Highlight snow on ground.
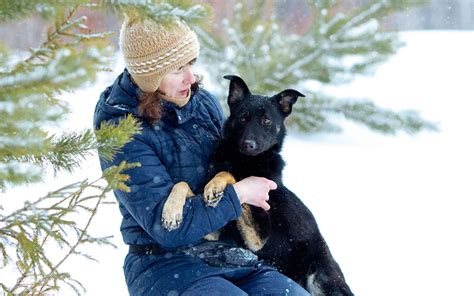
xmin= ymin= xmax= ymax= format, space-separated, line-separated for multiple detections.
xmin=3 ymin=31 xmax=473 ymax=295
xmin=283 ymin=31 xmax=474 ymax=296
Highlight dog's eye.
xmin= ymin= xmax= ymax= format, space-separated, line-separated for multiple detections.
xmin=239 ymin=116 xmax=247 ymax=123
xmin=262 ymin=118 xmax=271 ymax=126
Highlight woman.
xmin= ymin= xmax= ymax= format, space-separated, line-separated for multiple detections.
xmin=94 ymin=16 xmax=309 ymax=295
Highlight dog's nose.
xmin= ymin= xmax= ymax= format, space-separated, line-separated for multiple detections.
xmin=244 ymin=139 xmax=257 ymax=151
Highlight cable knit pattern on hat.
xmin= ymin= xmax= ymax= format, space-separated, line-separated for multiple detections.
xmin=119 ymin=17 xmax=200 ymax=93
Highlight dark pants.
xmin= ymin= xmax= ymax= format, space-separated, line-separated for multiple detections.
xmin=181 ymin=267 xmax=309 ymax=296
xmin=125 ymin=250 xmax=309 ymax=295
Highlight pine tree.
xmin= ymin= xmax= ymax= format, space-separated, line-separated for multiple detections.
xmin=195 ymin=0 xmax=436 ymax=134
xmin=0 ymin=1 xmax=207 ymax=294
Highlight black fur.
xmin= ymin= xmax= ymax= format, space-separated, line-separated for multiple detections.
xmin=209 ymin=75 xmax=353 ymax=296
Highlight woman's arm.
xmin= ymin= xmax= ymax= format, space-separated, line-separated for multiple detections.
xmin=101 ymin=132 xmax=242 ymax=248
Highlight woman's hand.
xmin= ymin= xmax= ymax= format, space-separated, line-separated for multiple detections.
xmin=233 ymin=176 xmax=277 ymax=211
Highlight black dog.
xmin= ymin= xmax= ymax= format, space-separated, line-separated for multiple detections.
xmin=162 ymin=75 xmax=353 ymax=295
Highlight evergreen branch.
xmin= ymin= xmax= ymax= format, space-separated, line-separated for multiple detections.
xmin=1 ymin=1 xmax=189 ymax=294
xmin=339 ymin=1 xmax=388 ymax=35
xmin=2 ymin=161 xmax=138 ymax=294
xmin=0 ymin=4 xmax=113 ymax=81
xmin=333 ymin=100 xmax=439 ymax=134
xmin=272 ymin=45 xmax=325 ymax=82
xmin=0 ymin=161 xmax=43 ymax=189
xmin=0 ymin=241 xmax=8 ymax=267
xmin=1 ymin=114 xmax=139 ymax=189
xmin=0 ymin=119 xmax=131 ymax=187
xmin=95 ymin=114 xmax=142 ymax=161
xmin=197 ymin=0 xmax=436 ymax=135
xmin=24 ymin=4 xmax=81 ymax=64
xmin=93 ymin=0 xmax=209 ymax=25
xmin=44 ymin=131 xmax=98 ymax=172
xmin=1 ymin=46 xmax=112 ymax=99
xmin=0 ymin=283 xmax=8 ymax=295
xmin=292 ymin=93 xmax=438 ymax=134
xmin=193 ymin=26 xmax=222 ymax=56
xmin=36 ymin=182 xmax=106 ymax=294
xmin=1 ymin=131 xmax=94 ymax=175
xmin=4 ymin=184 xmax=82 ymax=291
xmin=274 ymin=2 xmax=394 ymax=83
xmin=101 ymin=161 xmax=142 ymax=193
xmin=0 ymin=1 xmax=108 ymax=23
xmin=4 ymin=172 xmax=125 ymax=294
xmin=0 ymin=182 xmax=81 ymax=223
xmin=0 ymin=0 xmax=49 ymax=23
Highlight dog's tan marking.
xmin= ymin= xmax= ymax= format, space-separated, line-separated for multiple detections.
xmin=236 ymin=204 xmax=266 ymax=252
xmin=204 ymin=171 xmax=236 ymax=207
xmin=205 ymin=172 xmax=265 ymax=250
xmin=162 ymin=182 xmax=194 ymax=231
xmin=203 ymin=230 xmax=220 ymax=241
xmin=162 ymin=172 xmax=265 ymax=251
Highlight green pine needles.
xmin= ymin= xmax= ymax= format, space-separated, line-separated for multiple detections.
xmin=195 ymin=0 xmax=436 ymax=134
xmin=0 ymin=0 xmax=204 ymax=294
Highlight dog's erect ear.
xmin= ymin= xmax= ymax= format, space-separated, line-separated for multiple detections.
xmin=275 ymin=89 xmax=305 ymax=115
xmin=223 ymin=75 xmax=251 ymax=105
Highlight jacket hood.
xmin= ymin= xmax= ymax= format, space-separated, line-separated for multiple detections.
xmin=94 ymin=70 xmax=141 ymax=128
xmin=94 ymin=69 xmax=199 ymax=129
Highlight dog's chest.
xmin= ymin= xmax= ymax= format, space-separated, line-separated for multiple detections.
xmin=228 ymin=156 xmax=282 ymax=181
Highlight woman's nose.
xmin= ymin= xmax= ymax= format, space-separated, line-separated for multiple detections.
xmin=183 ymin=66 xmax=196 ymax=85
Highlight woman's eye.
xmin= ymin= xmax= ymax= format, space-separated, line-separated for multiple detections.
xmin=172 ymin=65 xmax=185 ymax=74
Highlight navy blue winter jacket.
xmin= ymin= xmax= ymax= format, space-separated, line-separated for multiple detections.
xmin=93 ymin=70 xmax=242 ymax=248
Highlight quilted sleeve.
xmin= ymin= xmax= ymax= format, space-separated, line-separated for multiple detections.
xmin=101 ymin=131 xmax=242 ymax=248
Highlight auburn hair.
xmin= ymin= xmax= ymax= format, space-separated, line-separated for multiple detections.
xmin=137 ymin=75 xmax=202 ymax=125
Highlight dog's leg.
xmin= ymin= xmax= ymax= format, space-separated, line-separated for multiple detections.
xmin=162 ymin=182 xmax=194 ymax=231
xmin=307 ymin=247 xmax=354 ymax=296
xmin=203 ymin=171 xmax=236 ymax=207
xmin=306 ymin=274 xmax=325 ymax=296
xmin=201 ymin=171 xmax=238 ymax=240
xmin=162 ymin=182 xmax=221 ymax=240
xmin=236 ymin=205 xmax=266 ymax=252
xmin=203 ymin=171 xmax=265 ymax=249
xmin=307 ymin=268 xmax=353 ymax=296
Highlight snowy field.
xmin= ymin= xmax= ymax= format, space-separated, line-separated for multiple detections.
xmin=4 ymin=31 xmax=474 ymax=295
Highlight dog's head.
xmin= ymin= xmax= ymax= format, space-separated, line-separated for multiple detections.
xmin=223 ymin=75 xmax=305 ymax=156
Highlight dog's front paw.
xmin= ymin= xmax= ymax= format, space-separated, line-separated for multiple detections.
xmin=203 ymin=178 xmax=226 ymax=207
xmin=162 ymin=199 xmax=184 ymax=231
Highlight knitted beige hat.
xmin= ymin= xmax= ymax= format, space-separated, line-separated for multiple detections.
xmin=119 ymin=16 xmax=200 ymax=93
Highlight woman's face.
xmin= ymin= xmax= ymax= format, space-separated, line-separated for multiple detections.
xmin=159 ymin=59 xmax=196 ymax=104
